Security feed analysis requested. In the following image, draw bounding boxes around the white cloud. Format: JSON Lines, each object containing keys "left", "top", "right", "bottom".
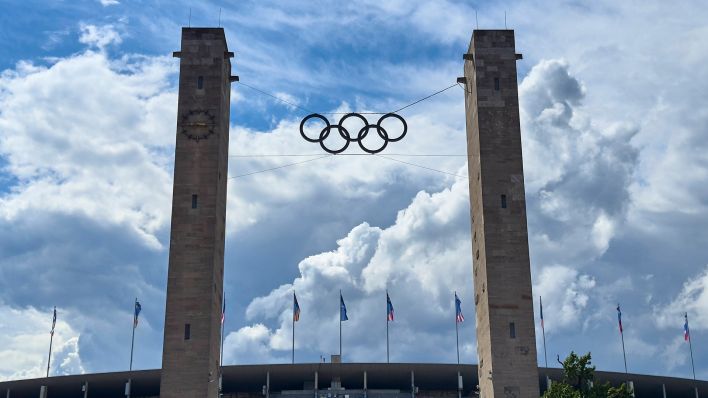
{"left": 225, "top": 174, "right": 474, "bottom": 364}
{"left": 655, "top": 266, "right": 708, "bottom": 330}
{"left": 99, "top": 0, "right": 120, "bottom": 6}
{"left": 79, "top": 24, "right": 122, "bottom": 50}
{"left": 534, "top": 265, "right": 596, "bottom": 332}
{"left": 520, "top": 59, "right": 639, "bottom": 265}
{"left": 0, "top": 304, "right": 84, "bottom": 381}
{"left": 0, "top": 48, "right": 177, "bottom": 248}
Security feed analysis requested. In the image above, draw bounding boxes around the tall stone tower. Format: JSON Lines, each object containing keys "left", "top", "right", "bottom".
{"left": 462, "top": 30, "right": 539, "bottom": 398}
{"left": 161, "top": 28, "right": 234, "bottom": 398}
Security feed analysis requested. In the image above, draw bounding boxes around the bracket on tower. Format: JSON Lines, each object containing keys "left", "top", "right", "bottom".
{"left": 172, "top": 51, "right": 182, "bottom": 58}
{"left": 463, "top": 53, "right": 474, "bottom": 61}
{"left": 457, "top": 77, "right": 467, "bottom": 84}
{"left": 230, "top": 76, "right": 240, "bottom": 82}
{"left": 225, "top": 51, "right": 235, "bottom": 58}
{"left": 515, "top": 53, "right": 523, "bottom": 60}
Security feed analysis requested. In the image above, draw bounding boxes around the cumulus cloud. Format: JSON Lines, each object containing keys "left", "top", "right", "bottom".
{"left": 225, "top": 174, "right": 474, "bottom": 364}
{"left": 0, "top": 40, "right": 178, "bottom": 374}
{"left": 654, "top": 266, "right": 708, "bottom": 330}
{"left": 0, "top": 304, "right": 84, "bottom": 381}
{"left": 0, "top": 48, "right": 176, "bottom": 248}
{"left": 520, "top": 59, "right": 639, "bottom": 264}
{"left": 79, "top": 24, "right": 122, "bottom": 50}
{"left": 534, "top": 265, "right": 596, "bottom": 331}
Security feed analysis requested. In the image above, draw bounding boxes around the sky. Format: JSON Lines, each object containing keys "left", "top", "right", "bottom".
{"left": 1, "top": 0, "right": 707, "bottom": 383}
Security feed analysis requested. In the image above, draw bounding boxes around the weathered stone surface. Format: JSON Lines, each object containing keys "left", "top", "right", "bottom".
{"left": 463, "top": 30, "right": 540, "bottom": 398}
{"left": 160, "top": 27, "right": 231, "bottom": 398}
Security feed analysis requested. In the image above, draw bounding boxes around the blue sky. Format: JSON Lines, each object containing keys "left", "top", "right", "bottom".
{"left": 1, "top": 0, "right": 708, "bottom": 383}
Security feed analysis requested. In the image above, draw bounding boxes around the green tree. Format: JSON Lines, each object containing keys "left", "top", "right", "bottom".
{"left": 542, "top": 352, "right": 633, "bottom": 398}
{"left": 607, "top": 383, "right": 633, "bottom": 398}
{"left": 543, "top": 382, "right": 581, "bottom": 398}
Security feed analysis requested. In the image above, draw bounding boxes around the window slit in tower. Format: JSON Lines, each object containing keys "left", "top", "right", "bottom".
{"left": 494, "top": 77, "right": 500, "bottom": 91}
{"left": 509, "top": 322, "right": 516, "bottom": 339}
{"left": 192, "top": 194, "right": 198, "bottom": 209}
{"left": 197, "top": 76, "right": 204, "bottom": 89}
{"left": 501, "top": 194, "right": 507, "bottom": 208}
{"left": 184, "top": 323, "right": 191, "bottom": 340}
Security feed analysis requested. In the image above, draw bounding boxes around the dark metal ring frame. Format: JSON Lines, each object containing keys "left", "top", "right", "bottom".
{"left": 299, "top": 112, "right": 408, "bottom": 154}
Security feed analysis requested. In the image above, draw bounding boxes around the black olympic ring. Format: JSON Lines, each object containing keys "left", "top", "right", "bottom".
{"left": 299, "top": 112, "right": 407, "bottom": 154}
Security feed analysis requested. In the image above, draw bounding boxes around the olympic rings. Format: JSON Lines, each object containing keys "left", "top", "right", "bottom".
{"left": 299, "top": 112, "right": 407, "bottom": 154}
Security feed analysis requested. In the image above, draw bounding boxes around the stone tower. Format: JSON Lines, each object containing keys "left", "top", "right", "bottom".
{"left": 462, "top": 30, "right": 539, "bottom": 397}
{"left": 161, "top": 28, "right": 234, "bottom": 398}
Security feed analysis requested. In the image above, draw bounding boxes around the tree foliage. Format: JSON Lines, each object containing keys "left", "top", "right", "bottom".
{"left": 542, "top": 352, "right": 633, "bottom": 398}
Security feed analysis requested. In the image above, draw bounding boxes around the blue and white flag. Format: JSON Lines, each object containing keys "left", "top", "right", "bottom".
{"left": 340, "top": 293, "right": 348, "bottom": 321}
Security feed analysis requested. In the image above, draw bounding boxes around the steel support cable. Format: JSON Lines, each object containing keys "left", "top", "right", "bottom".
{"left": 236, "top": 81, "right": 460, "bottom": 116}
{"left": 227, "top": 154, "right": 467, "bottom": 179}
{"left": 228, "top": 155, "right": 331, "bottom": 179}
{"left": 230, "top": 153, "right": 468, "bottom": 158}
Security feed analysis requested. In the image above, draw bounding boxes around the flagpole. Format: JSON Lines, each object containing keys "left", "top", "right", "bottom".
{"left": 455, "top": 292, "right": 460, "bottom": 365}
{"left": 386, "top": 290, "right": 390, "bottom": 364}
{"left": 46, "top": 332, "right": 53, "bottom": 377}
{"left": 130, "top": 298, "right": 137, "bottom": 372}
{"left": 292, "top": 291, "right": 296, "bottom": 364}
{"left": 618, "top": 304, "right": 628, "bottom": 379}
{"left": 220, "top": 292, "right": 225, "bottom": 386}
{"left": 46, "top": 306, "right": 56, "bottom": 378}
{"left": 339, "top": 289, "right": 343, "bottom": 360}
{"left": 687, "top": 313, "right": 696, "bottom": 381}
{"left": 541, "top": 296, "right": 548, "bottom": 368}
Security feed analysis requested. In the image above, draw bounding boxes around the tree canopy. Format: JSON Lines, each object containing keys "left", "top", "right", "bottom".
{"left": 542, "top": 352, "right": 633, "bottom": 398}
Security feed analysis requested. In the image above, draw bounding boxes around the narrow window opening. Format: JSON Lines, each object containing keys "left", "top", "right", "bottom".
{"left": 501, "top": 194, "right": 507, "bottom": 208}
{"left": 494, "top": 77, "right": 500, "bottom": 91}
{"left": 192, "top": 194, "right": 198, "bottom": 209}
{"left": 197, "top": 76, "right": 204, "bottom": 89}
{"left": 476, "top": 250, "right": 480, "bottom": 260}
{"left": 184, "top": 323, "right": 191, "bottom": 340}
{"left": 509, "top": 322, "right": 516, "bottom": 338}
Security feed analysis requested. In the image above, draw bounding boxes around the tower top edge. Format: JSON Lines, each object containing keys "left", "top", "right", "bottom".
{"left": 468, "top": 29, "right": 516, "bottom": 52}
{"left": 181, "top": 27, "right": 227, "bottom": 39}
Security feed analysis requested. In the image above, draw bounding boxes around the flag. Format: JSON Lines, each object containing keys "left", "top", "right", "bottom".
{"left": 340, "top": 293, "right": 348, "bottom": 321}
{"left": 684, "top": 313, "right": 690, "bottom": 342}
{"left": 221, "top": 295, "right": 226, "bottom": 325}
{"left": 133, "top": 300, "right": 142, "bottom": 328}
{"left": 455, "top": 293, "right": 464, "bottom": 323}
{"left": 387, "top": 293, "right": 394, "bottom": 321}
{"left": 616, "top": 304, "right": 623, "bottom": 334}
{"left": 293, "top": 293, "right": 300, "bottom": 322}
{"left": 540, "top": 296, "right": 544, "bottom": 329}
{"left": 50, "top": 306, "right": 57, "bottom": 336}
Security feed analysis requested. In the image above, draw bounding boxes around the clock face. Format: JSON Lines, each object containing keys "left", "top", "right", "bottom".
{"left": 180, "top": 110, "right": 216, "bottom": 141}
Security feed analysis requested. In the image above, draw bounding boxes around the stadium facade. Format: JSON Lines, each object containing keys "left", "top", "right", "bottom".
{"left": 1, "top": 364, "right": 705, "bottom": 398}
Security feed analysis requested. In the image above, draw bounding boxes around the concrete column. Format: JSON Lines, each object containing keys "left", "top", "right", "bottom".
{"left": 6, "top": 388, "right": 10, "bottom": 398}
{"left": 457, "top": 371, "right": 463, "bottom": 398}
{"left": 39, "top": 386, "right": 47, "bottom": 398}
{"left": 314, "top": 371, "right": 318, "bottom": 398}
{"left": 411, "top": 370, "right": 415, "bottom": 398}
{"left": 363, "top": 371, "right": 367, "bottom": 398}
{"left": 695, "top": 386, "right": 699, "bottom": 398}
{"left": 82, "top": 381, "right": 88, "bottom": 398}
{"left": 124, "top": 380, "right": 131, "bottom": 398}
{"left": 266, "top": 371, "right": 270, "bottom": 398}
{"left": 628, "top": 381, "right": 635, "bottom": 397}
{"left": 661, "top": 383, "right": 666, "bottom": 398}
